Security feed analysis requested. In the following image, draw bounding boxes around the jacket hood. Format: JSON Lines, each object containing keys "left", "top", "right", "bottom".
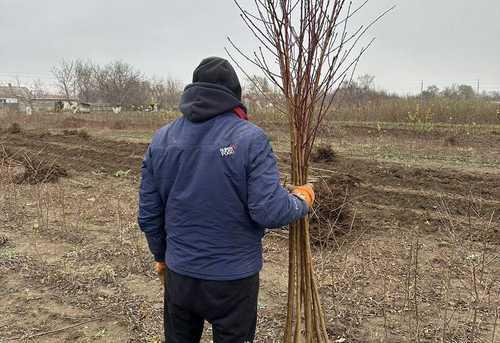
{"left": 179, "top": 82, "right": 245, "bottom": 123}
{"left": 192, "top": 57, "right": 242, "bottom": 100}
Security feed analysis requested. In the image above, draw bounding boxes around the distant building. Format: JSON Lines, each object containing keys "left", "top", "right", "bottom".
{"left": 31, "top": 96, "right": 79, "bottom": 113}
{"left": 0, "top": 84, "right": 31, "bottom": 113}
{"left": 79, "top": 102, "right": 91, "bottom": 113}
{"left": 89, "top": 103, "right": 116, "bottom": 112}
{"left": 1, "top": 85, "right": 151, "bottom": 114}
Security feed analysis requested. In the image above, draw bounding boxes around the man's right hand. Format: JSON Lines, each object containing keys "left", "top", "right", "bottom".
{"left": 288, "top": 183, "right": 315, "bottom": 208}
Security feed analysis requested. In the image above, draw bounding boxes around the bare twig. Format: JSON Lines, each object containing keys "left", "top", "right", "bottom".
{"left": 492, "top": 306, "right": 499, "bottom": 343}
{"left": 414, "top": 240, "right": 420, "bottom": 343}
{"left": 10, "top": 317, "right": 102, "bottom": 341}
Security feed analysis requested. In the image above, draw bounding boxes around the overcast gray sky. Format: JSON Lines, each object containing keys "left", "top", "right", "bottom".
{"left": 1, "top": 0, "right": 499, "bottom": 94}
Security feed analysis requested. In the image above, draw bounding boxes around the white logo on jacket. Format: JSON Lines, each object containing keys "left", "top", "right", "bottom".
{"left": 220, "top": 144, "right": 236, "bottom": 157}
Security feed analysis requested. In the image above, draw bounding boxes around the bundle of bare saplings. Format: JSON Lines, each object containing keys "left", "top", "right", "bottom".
{"left": 231, "top": 0, "right": 391, "bottom": 341}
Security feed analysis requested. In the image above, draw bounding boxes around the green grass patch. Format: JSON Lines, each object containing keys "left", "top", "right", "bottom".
{"left": 0, "top": 247, "right": 18, "bottom": 261}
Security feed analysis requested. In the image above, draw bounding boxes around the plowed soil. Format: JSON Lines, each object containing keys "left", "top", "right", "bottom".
{"left": 1, "top": 128, "right": 499, "bottom": 342}
{"left": 1, "top": 131, "right": 147, "bottom": 174}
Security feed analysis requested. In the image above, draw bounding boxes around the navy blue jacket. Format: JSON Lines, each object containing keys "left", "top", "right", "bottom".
{"left": 138, "top": 82, "right": 308, "bottom": 280}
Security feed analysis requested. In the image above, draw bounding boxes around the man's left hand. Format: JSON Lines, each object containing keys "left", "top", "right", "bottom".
{"left": 155, "top": 262, "right": 166, "bottom": 285}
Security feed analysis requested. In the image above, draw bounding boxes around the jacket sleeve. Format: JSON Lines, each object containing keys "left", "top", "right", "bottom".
{"left": 138, "top": 146, "right": 166, "bottom": 262}
{"left": 247, "top": 131, "right": 309, "bottom": 228}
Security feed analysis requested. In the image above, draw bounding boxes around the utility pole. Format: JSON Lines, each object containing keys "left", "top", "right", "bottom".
{"left": 476, "top": 79, "right": 480, "bottom": 95}
{"left": 420, "top": 80, "right": 424, "bottom": 104}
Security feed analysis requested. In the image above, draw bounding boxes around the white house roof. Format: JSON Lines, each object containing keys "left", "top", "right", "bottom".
{"left": 31, "top": 96, "right": 78, "bottom": 101}
{"left": 0, "top": 86, "right": 31, "bottom": 99}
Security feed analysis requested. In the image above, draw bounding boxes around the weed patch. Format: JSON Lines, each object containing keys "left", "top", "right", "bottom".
{"left": 13, "top": 153, "right": 68, "bottom": 184}
{"left": 7, "top": 123, "right": 22, "bottom": 134}
{"left": 310, "top": 174, "right": 360, "bottom": 245}
{"left": 311, "top": 144, "right": 337, "bottom": 163}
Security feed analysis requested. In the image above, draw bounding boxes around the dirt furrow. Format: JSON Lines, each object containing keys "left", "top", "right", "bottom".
{"left": 2, "top": 130, "right": 499, "bottom": 230}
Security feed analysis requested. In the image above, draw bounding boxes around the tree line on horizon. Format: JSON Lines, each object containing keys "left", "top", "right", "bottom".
{"left": 48, "top": 59, "right": 182, "bottom": 110}
{"left": 3, "top": 59, "right": 498, "bottom": 115}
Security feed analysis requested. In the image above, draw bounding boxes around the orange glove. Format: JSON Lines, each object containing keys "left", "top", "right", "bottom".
{"left": 291, "top": 183, "right": 315, "bottom": 208}
{"left": 155, "top": 262, "right": 166, "bottom": 285}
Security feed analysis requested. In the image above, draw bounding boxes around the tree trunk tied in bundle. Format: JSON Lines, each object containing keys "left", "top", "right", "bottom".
{"left": 229, "top": 1, "right": 392, "bottom": 341}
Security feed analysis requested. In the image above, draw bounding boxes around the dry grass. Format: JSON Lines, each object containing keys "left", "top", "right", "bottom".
{"left": 6, "top": 122, "right": 22, "bottom": 134}
{"left": 1, "top": 147, "right": 68, "bottom": 185}
{"left": 309, "top": 174, "right": 359, "bottom": 247}
{"left": 312, "top": 144, "right": 338, "bottom": 163}
{"left": 0, "top": 112, "right": 499, "bottom": 342}
{"left": 62, "top": 129, "right": 90, "bottom": 140}
{"left": 334, "top": 97, "right": 500, "bottom": 125}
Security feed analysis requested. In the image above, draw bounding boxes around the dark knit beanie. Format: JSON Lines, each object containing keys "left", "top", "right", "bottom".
{"left": 192, "top": 57, "right": 242, "bottom": 100}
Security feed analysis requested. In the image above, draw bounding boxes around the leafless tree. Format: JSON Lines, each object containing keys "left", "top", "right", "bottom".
{"left": 246, "top": 74, "right": 272, "bottom": 96}
{"left": 244, "top": 74, "right": 282, "bottom": 113}
{"left": 149, "top": 77, "right": 182, "bottom": 110}
{"left": 51, "top": 59, "right": 179, "bottom": 109}
{"left": 93, "top": 61, "right": 145, "bottom": 106}
{"left": 51, "top": 59, "right": 77, "bottom": 100}
{"left": 164, "top": 78, "right": 183, "bottom": 110}
{"left": 74, "top": 60, "right": 96, "bottom": 103}
{"left": 29, "top": 79, "right": 49, "bottom": 98}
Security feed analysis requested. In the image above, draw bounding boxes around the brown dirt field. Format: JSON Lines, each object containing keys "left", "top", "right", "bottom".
{"left": 1, "top": 131, "right": 147, "bottom": 175}
{"left": 1, "top": 126, "right": 499, "bottom": 342}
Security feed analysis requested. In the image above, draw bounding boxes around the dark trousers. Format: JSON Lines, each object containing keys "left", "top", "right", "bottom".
{"left": 164, "top": 268, "right": 259, "bottom": 343}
